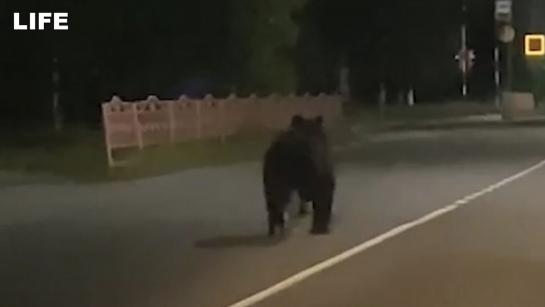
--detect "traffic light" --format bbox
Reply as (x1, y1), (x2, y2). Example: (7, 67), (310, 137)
(525, 34), (545, 56)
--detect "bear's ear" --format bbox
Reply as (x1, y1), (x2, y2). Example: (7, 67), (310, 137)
(291, 115), (304, 128)
(314, 116), (324, 126)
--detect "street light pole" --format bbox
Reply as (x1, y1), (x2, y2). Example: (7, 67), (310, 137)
(494, 46), (501, 107)
(461, 2), (469, 98)
(52, 57), (62, 132)
(495, 0), (515, 106)
(506, 36), (514, 91)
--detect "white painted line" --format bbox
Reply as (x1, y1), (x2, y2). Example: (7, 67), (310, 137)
(227, 158), (545, 307)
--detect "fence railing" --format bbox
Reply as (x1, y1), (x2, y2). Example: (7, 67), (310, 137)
(102, 93), (343, 167)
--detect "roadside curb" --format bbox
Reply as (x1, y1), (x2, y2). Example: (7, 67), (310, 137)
(334, 114), (545, 152)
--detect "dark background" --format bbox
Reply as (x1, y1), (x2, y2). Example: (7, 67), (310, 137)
(0, 0), (542, 127)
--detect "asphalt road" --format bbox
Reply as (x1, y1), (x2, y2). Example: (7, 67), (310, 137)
(2, 126), (545, 307)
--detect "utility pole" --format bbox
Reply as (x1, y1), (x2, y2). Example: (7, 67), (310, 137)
(494, 46), (501, 107)
(461, 3), (468, 98)
(455, 2), (475, 99)
(505, 34), (514, 91)
(339, 55), (351, 101)
(378, 82), (387, 120)
(52, 57), (63, 132)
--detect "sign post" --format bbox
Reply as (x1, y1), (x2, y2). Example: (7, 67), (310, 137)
(495, 0), (514, 94)
(455, 46), (476, 98)
(455, 3), (477, 98)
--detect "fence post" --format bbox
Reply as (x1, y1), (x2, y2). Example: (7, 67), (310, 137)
(220, 98), (226, 143)
(168, 101), (175, 144)
(195, 98), (202, 139)
(132, 102), (143, 150)
(102, 99), (114, 167)
(178, 95), (191, 140)
(250, 93), (259, 130)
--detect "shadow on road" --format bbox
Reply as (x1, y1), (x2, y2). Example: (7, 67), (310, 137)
(194, 234), (285, 249)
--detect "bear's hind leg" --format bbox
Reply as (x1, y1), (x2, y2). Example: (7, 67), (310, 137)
(310, 191), (333, 235)
(267, 199), (287, 237)
(267, 211), (276, 236)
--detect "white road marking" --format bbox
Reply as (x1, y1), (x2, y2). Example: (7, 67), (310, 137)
(227, 158), (545, 307)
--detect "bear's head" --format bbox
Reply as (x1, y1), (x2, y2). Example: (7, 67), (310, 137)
(290, 115), (325, 141)
(288, 114), (331, 173)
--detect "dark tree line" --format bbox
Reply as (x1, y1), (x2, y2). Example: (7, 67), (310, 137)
(4, 0), (537, 127)
(2, 0), (235, 126)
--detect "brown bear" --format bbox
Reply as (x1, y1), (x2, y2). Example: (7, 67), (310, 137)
(263, 115), (335, 236)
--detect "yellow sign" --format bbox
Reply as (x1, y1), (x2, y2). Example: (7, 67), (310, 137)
(525, 34), (545, 56)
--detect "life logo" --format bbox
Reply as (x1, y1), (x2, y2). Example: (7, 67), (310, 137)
(13, 12), (69, 31)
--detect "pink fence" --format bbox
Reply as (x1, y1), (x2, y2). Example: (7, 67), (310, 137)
(102, 93), (343, 167)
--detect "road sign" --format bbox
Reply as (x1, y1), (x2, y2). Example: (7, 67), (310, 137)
(455, 48), (476, 72)
(525, 34), (545, 56)
(495, 0), (512, 22)
(497, 25), (515, 43)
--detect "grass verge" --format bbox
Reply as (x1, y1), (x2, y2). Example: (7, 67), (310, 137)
(0, 128), (275, 183)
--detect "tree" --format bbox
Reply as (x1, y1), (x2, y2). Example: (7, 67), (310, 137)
(230, 0), (308, 95)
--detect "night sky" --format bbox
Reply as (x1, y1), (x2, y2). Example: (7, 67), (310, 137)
(0, 0), (542, 126)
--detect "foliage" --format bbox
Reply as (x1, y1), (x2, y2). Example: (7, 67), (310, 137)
(230, 0), (308, 95)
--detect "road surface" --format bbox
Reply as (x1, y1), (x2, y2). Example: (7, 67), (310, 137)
(2, 126), (545, 307)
